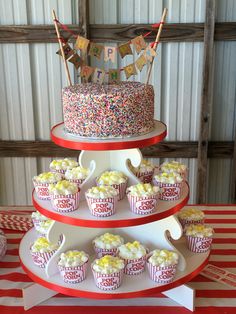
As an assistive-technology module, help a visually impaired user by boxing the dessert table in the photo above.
[1,204,236,314]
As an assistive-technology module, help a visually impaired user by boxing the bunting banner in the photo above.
[104,46,116,63]
[68,53,83,69]
[109,69,120,83]
[131,35,147,54]
[80,65,94,81]
[56,43,74,60]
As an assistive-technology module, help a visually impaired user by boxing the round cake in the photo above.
[62,82,154,138]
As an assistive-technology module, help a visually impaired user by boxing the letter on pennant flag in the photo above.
[92,68,105,84]
[68,53,83,69]
[104,46,116,63]
[80,65,94,81]
[124,63,137,79]
[89,43,103,59]
[131,35,146,54]
[108,69,120,83]
[56,43,74,60]
[144,46,157,62]
[135,53,147,72]
[75,35,90,54]
[118,42,133,58]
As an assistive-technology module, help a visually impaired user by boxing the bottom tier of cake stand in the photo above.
[19,228,209,299]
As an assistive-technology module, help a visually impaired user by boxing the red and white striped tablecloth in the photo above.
[1,205,236,314]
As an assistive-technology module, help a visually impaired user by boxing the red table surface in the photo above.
[1,205,236,314]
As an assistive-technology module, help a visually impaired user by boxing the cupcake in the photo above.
[36,219,53,237]
[92,255,125,290]
[0,229,7,261]
[49,180,80,212]
[185,224,214,253]
[33,172,62,200]
[126,183,159,215]
[65,166,90,188]
[30,237,58,268]
[85,186,119,217]
[31,211,48,230]
[58,250,89,284]
[147,249,179,284]
[118,241,147,275]
[159,161,188,180]
[50,158,78,177]
[153,172,183,201]
[93,233,124,258]
[96,171,128,201]
[178,208,205,228]
[131,159,155,183]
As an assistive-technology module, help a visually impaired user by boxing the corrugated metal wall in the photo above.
[0,0,235,205]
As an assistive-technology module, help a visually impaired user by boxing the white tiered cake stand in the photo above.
[19,120,209,311]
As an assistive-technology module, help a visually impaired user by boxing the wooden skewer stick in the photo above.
[145,8,168,85]
[52,9,72,86]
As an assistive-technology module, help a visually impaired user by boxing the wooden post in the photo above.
[196,0,215,203]
[79,0,90,82]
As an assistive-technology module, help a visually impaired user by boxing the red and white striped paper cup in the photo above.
[147,261,177,284]
[67,178,85,189]
[153,180,183,201]
[186,235,213,253]
[0,229,7,261]
[92,269,124,290]
[94,246,118,258]
[58,261,88,284]
[33,181,51,200]
[178,217,205,229]
[96,179,128,201]
[127,193,158,215]
[50,168,66,178]
[50,192,80,213]
[86,195,118,217]
[30,248,56,268]
[121,255,147,275]
[136,170,154,184]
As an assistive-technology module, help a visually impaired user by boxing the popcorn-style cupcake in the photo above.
[178,208,205,228]
[0,229,7,261]
[96,171,128,201]
[58,250,89,284]
[49,180,80,213]
[118,241,147,275]
[159,161,188,180]
[92,255,125,290]
[131,160,155,184]
[31,211,48,230]
[50,158,78,177]
[126,183,159,215]
[36,219,53,237]
[153,172,183,201]
[30,237,58,268]
[147,249,179,284]
[93,233,124,258]
[65,166,90,188]
[85,186,119,217]
[185,224,214,253]
[33,172,62,200]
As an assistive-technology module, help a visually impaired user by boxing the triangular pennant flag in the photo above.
[131,35,146,54]
[123,63,137,79]
[118,42,133,58]
[89,43,103,59]
[144,46,157,62]
[75,35,90,54]
[68,53,83,69]
[80,65,94,81]
[108,69,120,83]
[56,43,74,60]
[104,46,116,63]
[135,53,147,72]
[92,68,105,84]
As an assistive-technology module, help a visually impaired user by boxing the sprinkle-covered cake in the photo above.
[62,82,154,138]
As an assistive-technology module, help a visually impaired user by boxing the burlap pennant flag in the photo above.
[104,46,116,63]
[135,53,147,72]
[56,43,74,60]
[118,42,133,58]
[144,46,157,62]
[68,53,83,69]
[89,43,104,59]
[75,35,90,54]
[131,35,147,54]
[92,68,105,84]
[80,65,94,81]
[108,69,120,83]
[124,63,137,79]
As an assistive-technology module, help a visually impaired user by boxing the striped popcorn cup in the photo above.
[94,246,118,258]
[121,255,147,275]
[31,217,46,231]
[96,178,128,201]
[178,217,205,229]
[49,168,66,178]
[147,261,178,284]
[67,178,85,189]
[92,269,124,290]
[33,181,51,200]
[50,192,80,213]
[153,180,183,201]
[127,193,158,215]
[58,260,88,284]
[86,194,118,217]
[30,248,56,268]
[135,170,154,184]
[186,235,213,253]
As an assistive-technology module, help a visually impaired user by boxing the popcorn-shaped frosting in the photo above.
[92,255,125,274]
[118,241,146,259]
[154,172,183,184]
[134,159,155,173]
[127,183,159,197]
[33,172,62,184]
[86,186,119,199]
[97,171,127,185]
[58,250,89,267]
[31,237,58,253]
[37,219,53,234]
[185,224,214,238]
[49,180,78,195]
[160,161,187,174]
[65,166,90,180]
[31,211,48,221]
[93,233,124,249]
[148,249,179,267]
[178,208,205,221]
[50,158,78,171]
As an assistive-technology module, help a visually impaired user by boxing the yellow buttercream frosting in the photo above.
[49,180,78,195]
